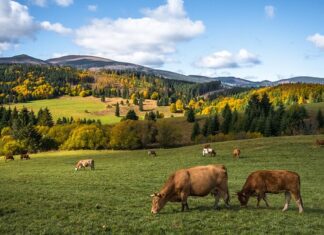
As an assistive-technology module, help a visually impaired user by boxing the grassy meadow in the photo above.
[5,96,184,124]
[0,135,324,234]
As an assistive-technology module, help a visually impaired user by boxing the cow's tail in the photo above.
[297,175,304,208]
[222,165,230,204]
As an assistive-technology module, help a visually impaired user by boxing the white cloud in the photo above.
[196,49,261,69]
[265,5,275,19]
[32,0,46,7]
[40,21,72,34]
[307,33,324,49]
[75,0,204,66]
[0,0,37,52]
[88,4,97,12]
[55,0,73,7]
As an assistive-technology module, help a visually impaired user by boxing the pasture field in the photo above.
[5,96,183,124]
[0,135,324,234]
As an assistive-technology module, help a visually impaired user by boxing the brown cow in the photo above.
[151,164,230,214]
[148,150,157,157]
[233,148,241,159]
[75,159,95,171]
[20,153,30,160]
[316,139,324,146]
[237,170,304,213]
[5,154,14,162]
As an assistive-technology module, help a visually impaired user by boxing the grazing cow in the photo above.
[237,170,304,213]
[148,150,157,157]
[151,164,230,214]
[233,148,241,159]
[20,153,30,160]
[202,148,216,157]
[75,159,95,171]
[5,154,14,162]
[203,144,211,149]
[316,139,324,146]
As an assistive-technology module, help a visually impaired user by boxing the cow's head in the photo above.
[237,191,249,206]
[150,192,166,214]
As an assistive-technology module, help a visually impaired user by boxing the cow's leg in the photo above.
[213,191,221,210]
[180,192,189,212]
[291,191,304,213]
[263,194,270,207]
[282,192,291,212]
[256,194,262,208]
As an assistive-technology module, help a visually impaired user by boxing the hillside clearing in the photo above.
[5,96,183,124]
[0,135,323,234]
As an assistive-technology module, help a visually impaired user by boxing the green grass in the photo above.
[0,135,324,234]
[5,96,121,124]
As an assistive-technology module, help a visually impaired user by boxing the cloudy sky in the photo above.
[1,0,324,81]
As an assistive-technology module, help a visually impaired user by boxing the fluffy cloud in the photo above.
[32,0,73,7]
[88,4,97,12]
[0,0,37,52]
[75,0,204,66]
[264,5,275,19]
[40,21,72,34]
[196,49,261,69]
[55,0,73,7]
[307,33,324,49]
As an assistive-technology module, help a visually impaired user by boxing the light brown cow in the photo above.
[237,170,304,213]
[75,159,95,171]
[316,139,324,146]
[148,150,157,157]
[20,153,30,160]
[151,164,230,214]
[233,148,241,159]
[5,154,14,162]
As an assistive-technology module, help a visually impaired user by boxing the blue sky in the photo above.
[1,0,324,81]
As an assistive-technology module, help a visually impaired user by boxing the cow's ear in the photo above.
[158,193,165,198]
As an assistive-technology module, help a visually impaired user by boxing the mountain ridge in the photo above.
[1,54,324,86]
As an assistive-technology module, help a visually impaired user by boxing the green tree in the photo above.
[156,120,182,147]
[221,104,232,134]
[201,118,209,137]
[191,121,200,141]
[115,102,120,117]
[316,109,324,129]
[186,108,195,122]
[125,110,139,120]
[139,98,144,111]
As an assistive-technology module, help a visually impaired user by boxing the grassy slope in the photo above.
[5,96,184,124]
[0,135,324,234]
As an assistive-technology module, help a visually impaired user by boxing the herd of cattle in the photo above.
[3,139,323,214]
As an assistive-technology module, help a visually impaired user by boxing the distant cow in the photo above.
[75,159,95,171]
[151,165,230,214]
[5,154,14,162]
[316,139,324,146]
[148,150,157,157]
[203,144,211,149]
[202,148,216,157]
[233,148,241,159]
[20,153,30,160]
[237,170,304,213]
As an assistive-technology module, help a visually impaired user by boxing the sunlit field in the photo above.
[0,135,324,234]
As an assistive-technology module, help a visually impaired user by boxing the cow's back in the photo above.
[184,165,227,196]
[247,170,300,193]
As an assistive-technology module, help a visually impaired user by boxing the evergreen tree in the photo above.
[186,108,195,123]
[260,93,271,116]
[139,98,144,111]
[37,107,53,127]
[221,104,232,134]
[231,109,239,132]
[316,109,324,129]
[201,118,209,137]
[115,102,120,117]
[191,121,200,141]
[125,110,139,120]
[101,95,105,102]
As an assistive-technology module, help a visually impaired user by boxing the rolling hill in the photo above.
[1,54,324,86]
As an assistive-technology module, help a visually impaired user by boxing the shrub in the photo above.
[110,120,142,149]
[62,125,108,150]
[156,120,182,147]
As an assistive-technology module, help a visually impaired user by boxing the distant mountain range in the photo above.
[1,54,324,87]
